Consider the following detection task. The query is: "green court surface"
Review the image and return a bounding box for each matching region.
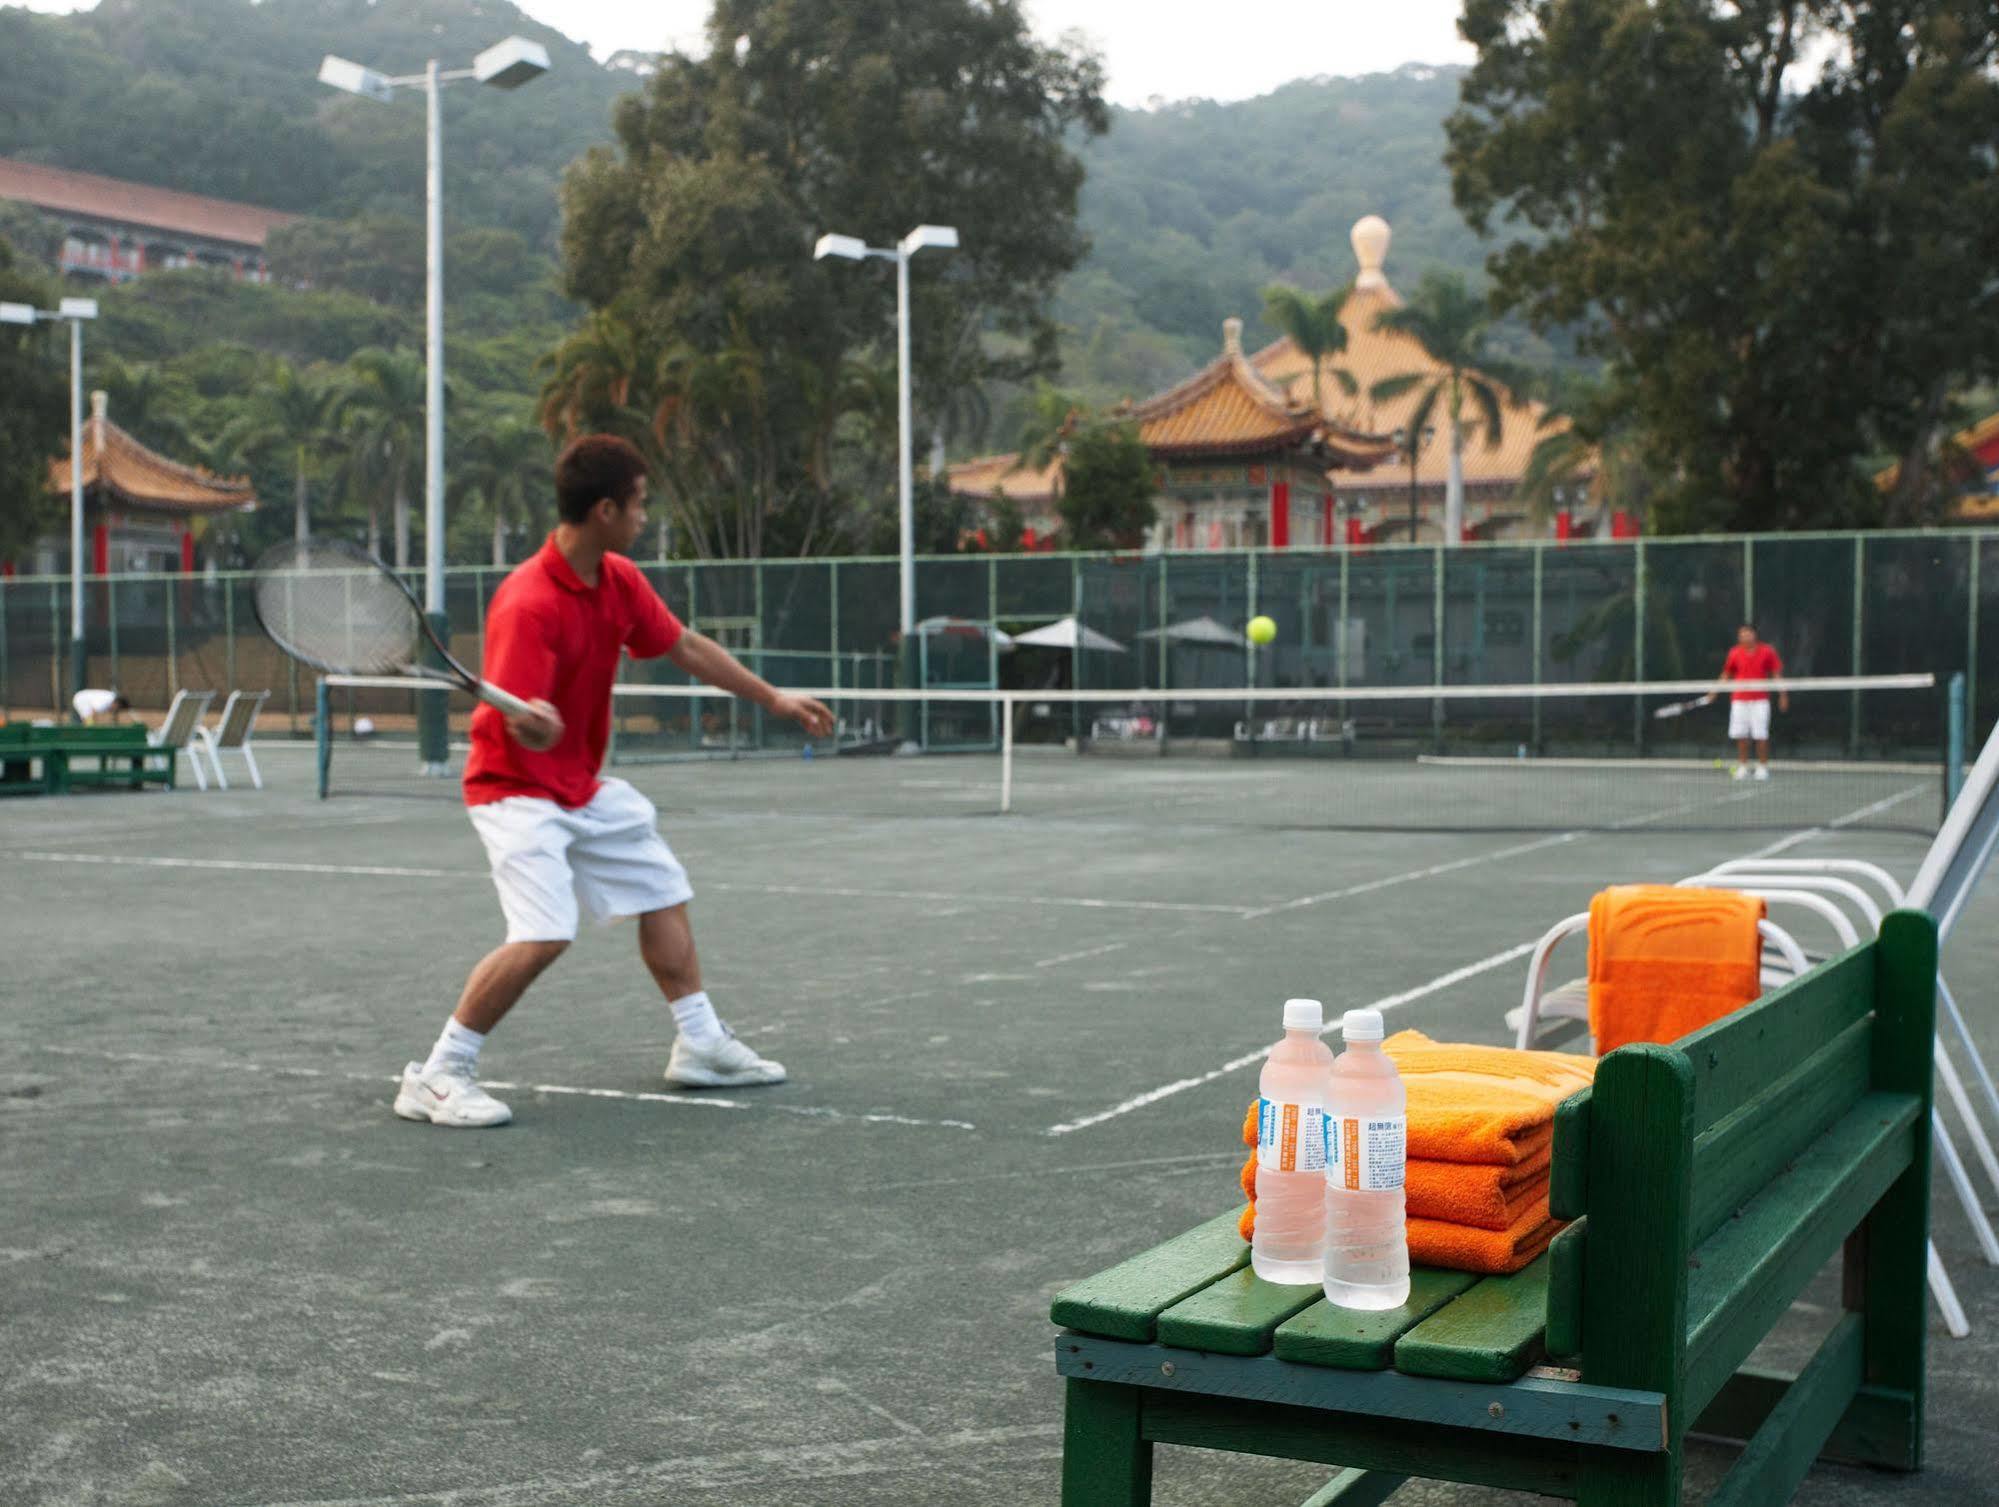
[3,748,1994,1505]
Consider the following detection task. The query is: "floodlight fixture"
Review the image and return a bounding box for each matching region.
[473,36,551,90]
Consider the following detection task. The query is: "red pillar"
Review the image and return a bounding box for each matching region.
[92,522,109,576]
[1554,509,1573,542]
[1346,517,1365,546]
[1269,481,1290,548]
[1321,494,1334,546]
[180,529,195,573]
[1612,510,1639,539]
[2,560,13,578]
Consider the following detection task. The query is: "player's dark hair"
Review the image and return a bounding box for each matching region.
[554,434,649,523]
[112,693,131,711]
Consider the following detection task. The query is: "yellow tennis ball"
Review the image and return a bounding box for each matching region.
[1247,615,1277,646]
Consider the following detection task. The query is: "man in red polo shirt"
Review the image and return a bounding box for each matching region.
[394,434,834,1128]
[1707,622,1788,782]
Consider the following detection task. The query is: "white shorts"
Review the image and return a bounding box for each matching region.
[1728,700,1772,742]
[467,777,692,943]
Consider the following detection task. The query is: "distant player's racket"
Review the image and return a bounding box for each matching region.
[251,539,537,718]
[1651,693,1717,721]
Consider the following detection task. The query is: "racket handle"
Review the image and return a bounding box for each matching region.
[477,682,540,720]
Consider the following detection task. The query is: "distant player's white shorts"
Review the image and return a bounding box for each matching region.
[1728,699,1772,742]
[467,777,692,943]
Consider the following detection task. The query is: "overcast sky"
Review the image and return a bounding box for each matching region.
[10,0,1476,106]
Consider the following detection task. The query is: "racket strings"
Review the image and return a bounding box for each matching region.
[254,544,421,675]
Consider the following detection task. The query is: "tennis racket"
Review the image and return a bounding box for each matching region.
[1651,693,1717,721]
[251,539,538,718]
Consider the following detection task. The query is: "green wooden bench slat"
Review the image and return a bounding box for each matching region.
[1690,1016,1871,1245]
[1680,947,1874,1132]
[1392,1254,1552,1383]
[1050,1209,1249,1342]
[1549,1089,1590,1220]
[1544,1218,1584,1359]
[1272,1268,1476,1369]
[1155,1267,1324,1355]
[1682,1091,1919,1414]
[1708,1311,1864,1507]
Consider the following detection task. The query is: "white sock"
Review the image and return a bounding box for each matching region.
[670,990,725,1049]
[422,1018,486,1075]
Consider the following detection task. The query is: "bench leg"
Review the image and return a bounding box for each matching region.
[1063,1379,1151,1507]
[1575,1452,1677,1506]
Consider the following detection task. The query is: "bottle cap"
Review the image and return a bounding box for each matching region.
[1282,997,1324,1031]
[1341,1007,1385,1042]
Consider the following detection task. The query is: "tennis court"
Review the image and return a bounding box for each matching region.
[5,746,1995,1505]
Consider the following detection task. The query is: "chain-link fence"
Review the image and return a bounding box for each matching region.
[2,532,1987,756]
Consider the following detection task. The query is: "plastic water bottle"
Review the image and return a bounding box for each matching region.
[1252,998,1335,1284]
[1323,1007,1410,1310]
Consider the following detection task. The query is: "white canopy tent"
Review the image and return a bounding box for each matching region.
[1013,616,1127,654]
[1133,615,1249,648]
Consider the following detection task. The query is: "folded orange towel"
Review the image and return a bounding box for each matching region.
[1588,884,1764,1053]
[1406,1161,1551,1232]
[1381,1031,1596,1166]
[1408,1207,1559,1275]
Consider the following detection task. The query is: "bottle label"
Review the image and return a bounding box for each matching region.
[1257,1097,1327,1173]
[1331,1115,1406,1191]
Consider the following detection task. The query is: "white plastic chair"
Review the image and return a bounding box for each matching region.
[198,690,270,791]
[149,690,215,791]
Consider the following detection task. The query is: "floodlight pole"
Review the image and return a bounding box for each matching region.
[421,56,448,772]
[317,37,548,772]
[68,315,84,704]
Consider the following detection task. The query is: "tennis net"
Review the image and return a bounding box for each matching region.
[306,672,1951,834]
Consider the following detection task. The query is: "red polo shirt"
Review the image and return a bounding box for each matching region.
[1722,642,1782,702]
[463,537,684,809]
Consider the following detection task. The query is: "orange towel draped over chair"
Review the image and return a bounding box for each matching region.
[1587,884,1765,1053]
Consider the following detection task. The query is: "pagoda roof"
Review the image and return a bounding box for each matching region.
[1123,318,1389,467]
[946,451,1064,506]
[1248,215,1583,491]
[0,156,298,250]
[49,393,258,516]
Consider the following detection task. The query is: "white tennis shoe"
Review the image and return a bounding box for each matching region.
[1754,764,1771,782]
[394,1061,513,1127]
[664,1030,786,1088]
[1731,763,1749,780]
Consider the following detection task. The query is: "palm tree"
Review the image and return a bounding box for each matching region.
[224,359,337,544]
[333,348,426,568]
[1516,375,1651,536]
[1014,379,1085,473]
[1369,271,1533,546]
[1260,283,1360,414]
[455,408,552,566]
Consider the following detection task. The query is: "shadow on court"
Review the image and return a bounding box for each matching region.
[3,747,1994,1505]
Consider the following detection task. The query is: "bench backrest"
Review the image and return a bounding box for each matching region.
[1544,909,1936,1454]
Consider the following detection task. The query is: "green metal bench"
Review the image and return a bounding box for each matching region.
[0,724,176,795]
[1052,910,1937,1506]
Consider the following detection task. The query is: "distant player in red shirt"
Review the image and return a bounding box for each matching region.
[1705,623,1789,782]
[394,434,834,1128]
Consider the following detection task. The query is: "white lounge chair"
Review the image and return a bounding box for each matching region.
[150,689,215,791]
[198,690,271,791]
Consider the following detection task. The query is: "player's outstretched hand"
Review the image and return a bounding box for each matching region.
[772,692,836,739]
[507,698,565,752]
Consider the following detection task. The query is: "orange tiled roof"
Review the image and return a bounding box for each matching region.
[0,157,298,249]
[49,397,257,516]
[1125,318,1389,466]
[1248,216,1584,492]
[946,451,1065,505]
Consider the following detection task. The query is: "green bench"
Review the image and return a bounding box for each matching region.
[0,724,177,795]
[1052,910,1937,1506]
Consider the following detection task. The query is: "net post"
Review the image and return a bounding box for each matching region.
[315,677,331,800]
[225,571,237,699]
[1531,541,1544,754]
[1966,538,1980,747]
[1946,672,1967,818]
[1632,535,1647,754]
[418,609,451,774]
[1001,693,1015,813]
[166,569,177,699]
[1431,542,1444,754]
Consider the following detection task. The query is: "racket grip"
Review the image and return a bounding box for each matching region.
[478,682,540,720]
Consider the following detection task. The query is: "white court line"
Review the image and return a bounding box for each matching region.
[14,851,474,879]
[1044,940,1539,1137]
[1735,782,1933,860]
[1239,832,1581,920]
[21,1045,975,1131]
[1034,942,1131,969]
